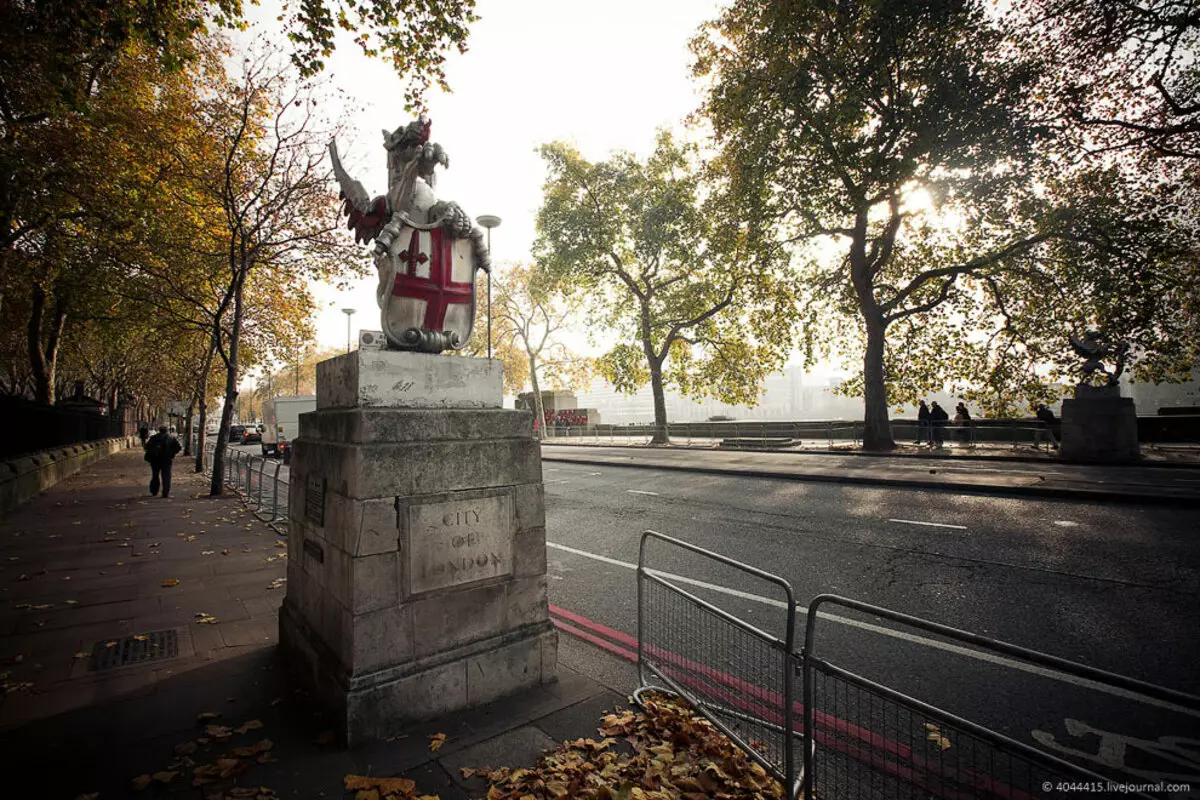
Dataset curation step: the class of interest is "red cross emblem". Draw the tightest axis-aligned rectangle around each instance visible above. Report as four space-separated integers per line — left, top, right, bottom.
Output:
391 228 474 331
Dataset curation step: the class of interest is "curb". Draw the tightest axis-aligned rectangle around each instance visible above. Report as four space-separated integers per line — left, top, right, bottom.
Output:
540 453 1200 507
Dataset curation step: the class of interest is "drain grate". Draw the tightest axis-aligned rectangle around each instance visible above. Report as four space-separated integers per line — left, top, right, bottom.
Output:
88 629 180 671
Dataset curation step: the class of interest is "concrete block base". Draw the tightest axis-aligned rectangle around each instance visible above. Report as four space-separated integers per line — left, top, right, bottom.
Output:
279 601 556 746
281 351 555 746
1060 396 1140 463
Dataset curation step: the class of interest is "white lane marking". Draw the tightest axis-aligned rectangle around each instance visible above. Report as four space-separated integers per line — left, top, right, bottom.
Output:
587 472 602 476
545 468 560 472
545 540 1200 719
1053 520 1080 528
887 518 968 530
545 479 571 485
627 490 660 496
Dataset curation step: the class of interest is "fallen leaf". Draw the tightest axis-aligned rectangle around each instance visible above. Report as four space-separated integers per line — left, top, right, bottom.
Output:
131 774 152 791
235 719 263 734
161 578 180 587
344 776 416 794
73 652 88 659
196 711 221 721
65 599 77 605
133 634 148 642
195 615 218 624
174 740 198 755
152 770 178 783
429 732 447 752
104 641 118 648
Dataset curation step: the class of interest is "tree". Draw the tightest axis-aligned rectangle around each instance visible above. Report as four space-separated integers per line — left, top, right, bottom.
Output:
535 132 795 444
1013 0 1199 160
198 45 364 495
489 264 592 433
692 0 1107 448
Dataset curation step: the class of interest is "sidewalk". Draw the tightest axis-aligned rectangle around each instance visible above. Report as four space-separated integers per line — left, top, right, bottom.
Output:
0 450 626 799
540 443 1200 505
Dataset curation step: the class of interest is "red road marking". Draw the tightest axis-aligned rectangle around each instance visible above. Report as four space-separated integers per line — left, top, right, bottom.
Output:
547 603 1036 800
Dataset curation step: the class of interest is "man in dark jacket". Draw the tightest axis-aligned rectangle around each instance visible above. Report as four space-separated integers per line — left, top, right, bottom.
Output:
915 400 931 445
144 425 182 498
930 401 949 446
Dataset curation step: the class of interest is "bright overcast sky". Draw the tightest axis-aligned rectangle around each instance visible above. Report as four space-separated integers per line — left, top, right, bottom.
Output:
242 0 727 355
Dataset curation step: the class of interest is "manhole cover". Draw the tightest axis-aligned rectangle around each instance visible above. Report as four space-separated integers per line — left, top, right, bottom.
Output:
88 629 180 671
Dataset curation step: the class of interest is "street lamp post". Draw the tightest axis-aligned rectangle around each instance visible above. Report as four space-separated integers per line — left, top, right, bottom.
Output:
342 308 356 354
476 215 501 360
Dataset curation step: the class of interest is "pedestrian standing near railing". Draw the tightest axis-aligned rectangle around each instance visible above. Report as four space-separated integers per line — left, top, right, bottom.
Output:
915 400 931 445
955 402 972 444
930 401 949 447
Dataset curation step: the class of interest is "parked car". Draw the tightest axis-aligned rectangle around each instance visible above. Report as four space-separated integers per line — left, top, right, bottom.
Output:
228 424 246 443
242 425 262 444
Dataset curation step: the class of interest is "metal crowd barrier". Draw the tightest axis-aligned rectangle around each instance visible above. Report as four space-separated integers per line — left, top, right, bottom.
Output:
201 441 290 533
635 531 1199 800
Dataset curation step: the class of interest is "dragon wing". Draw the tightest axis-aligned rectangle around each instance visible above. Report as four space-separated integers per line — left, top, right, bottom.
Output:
329 140 388 245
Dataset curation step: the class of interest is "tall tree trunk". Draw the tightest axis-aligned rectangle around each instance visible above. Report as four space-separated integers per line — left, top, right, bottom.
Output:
649 359 669 445
210 279 245 495
861 315 895 451
183 398 195 457
27 284 66 405
528 351 546 439
195 342 218 472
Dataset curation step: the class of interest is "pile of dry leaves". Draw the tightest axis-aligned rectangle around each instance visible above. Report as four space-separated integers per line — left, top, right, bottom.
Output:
345 690 783 800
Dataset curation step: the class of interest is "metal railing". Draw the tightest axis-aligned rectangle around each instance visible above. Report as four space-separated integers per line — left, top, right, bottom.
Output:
634 531 1200 800
539 420 1062 454
201 441 290 533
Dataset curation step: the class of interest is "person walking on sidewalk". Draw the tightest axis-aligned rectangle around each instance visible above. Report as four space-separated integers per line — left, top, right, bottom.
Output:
144 425 182 498
916 400 931 445
930 401 949 446
1036 404 1061 448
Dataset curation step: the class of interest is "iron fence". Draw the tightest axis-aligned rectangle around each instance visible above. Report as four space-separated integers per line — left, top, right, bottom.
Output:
201 441 290 533
634 531 1200 800
538 420 1057 452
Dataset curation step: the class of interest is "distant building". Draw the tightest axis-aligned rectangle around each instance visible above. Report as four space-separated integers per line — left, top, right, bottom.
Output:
573 365 863 424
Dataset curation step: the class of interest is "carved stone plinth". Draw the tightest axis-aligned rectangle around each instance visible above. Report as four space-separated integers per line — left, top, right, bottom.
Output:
279 350 556 745
1060 393 1140 464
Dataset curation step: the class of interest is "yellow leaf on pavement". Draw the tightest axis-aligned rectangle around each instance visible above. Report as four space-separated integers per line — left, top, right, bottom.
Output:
161 578 180 587
152 770 178 782
429 732 447 751
73 651 88 658
196 711 220 721
235 719 264 734
131 774 152 790
355 790 380 800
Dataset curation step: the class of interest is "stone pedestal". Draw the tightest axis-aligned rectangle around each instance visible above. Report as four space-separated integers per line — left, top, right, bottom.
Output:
1060 387 1140 463
279 349 556 745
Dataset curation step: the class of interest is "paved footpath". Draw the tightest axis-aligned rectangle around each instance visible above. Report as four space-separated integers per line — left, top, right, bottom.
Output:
540 443 1200 504
0 450 624 799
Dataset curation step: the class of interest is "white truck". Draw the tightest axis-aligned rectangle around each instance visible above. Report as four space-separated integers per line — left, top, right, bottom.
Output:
261 395 316 458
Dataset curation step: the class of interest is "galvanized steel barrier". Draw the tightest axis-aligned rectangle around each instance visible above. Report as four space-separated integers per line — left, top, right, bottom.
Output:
635 531 1199 800
202 441 290 533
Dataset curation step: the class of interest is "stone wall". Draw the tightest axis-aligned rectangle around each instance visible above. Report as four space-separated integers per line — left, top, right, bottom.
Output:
0 436 136 520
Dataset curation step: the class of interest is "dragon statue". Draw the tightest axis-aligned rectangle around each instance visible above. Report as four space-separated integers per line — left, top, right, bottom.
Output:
330 115 490 352
1069 329 1127 387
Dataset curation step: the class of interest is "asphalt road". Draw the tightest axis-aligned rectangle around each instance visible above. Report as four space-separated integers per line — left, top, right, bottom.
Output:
540 461 1200 789
221 438 1200 788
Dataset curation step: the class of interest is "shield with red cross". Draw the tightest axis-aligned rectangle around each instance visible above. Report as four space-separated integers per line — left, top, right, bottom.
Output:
380 225 478 351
